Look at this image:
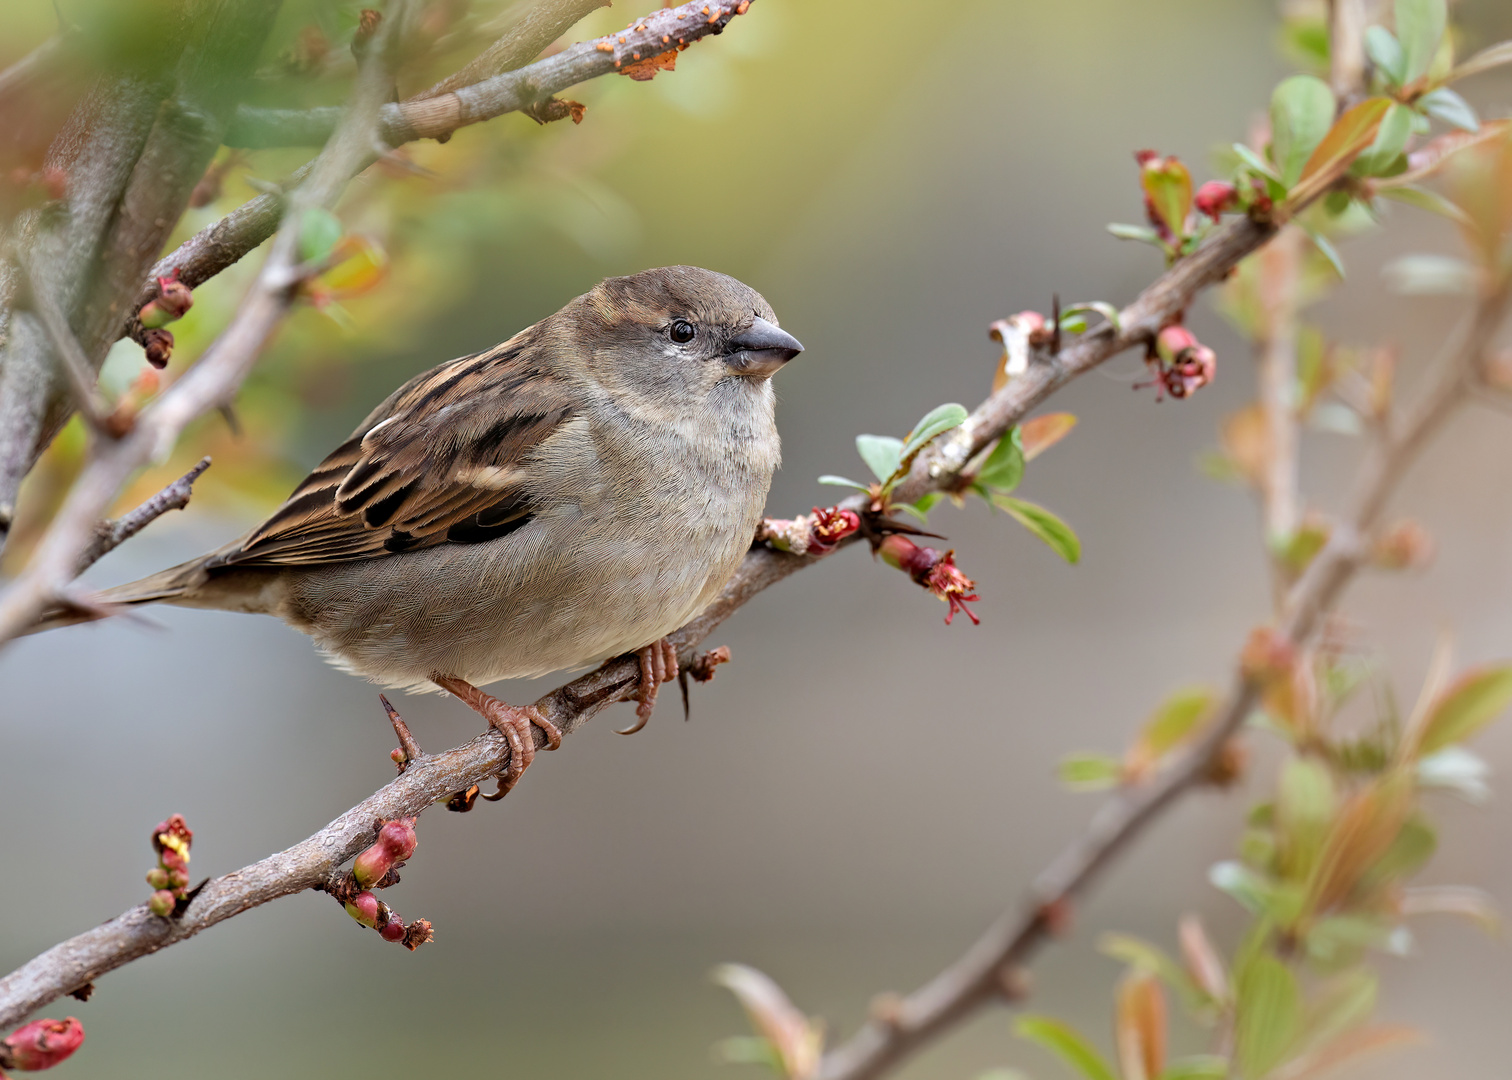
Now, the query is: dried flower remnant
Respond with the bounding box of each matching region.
[1140,324,1216,400]
[877,534,980,625]
[141,328,174,370]
[989,310,1047,390]
[758,506,860,556]
[0,1017,85,1072]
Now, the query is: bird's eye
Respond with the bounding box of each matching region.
[669,319,696,344]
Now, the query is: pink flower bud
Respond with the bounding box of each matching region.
[376,818,417,862]
[147,890,176,917]
[345,891,380,928]
[1155,324,1200,365]
[3,1017,84,1071]
[145,868,169,890]
[380,919,407,943]
[352,845,394,889]
[1194,181,1239,221]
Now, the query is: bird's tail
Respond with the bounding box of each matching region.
[26,557,214,635]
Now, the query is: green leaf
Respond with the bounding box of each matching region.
[1271,75,1338,186]
[1158,1058,1230,1080]
[1302,226,1346,279]
[1209,861,1273,914]
[855,434,904,484]
[1365,26,1407,85]
[895,492,944,524]
[818,474,871,490]
[1232,142,1282,182]
[1015,1016,1118,1080]
[1396,0,1447,82]
[1129,687,1215,769]
[1381,252,1475,293]
[1363,813,1437,885]
[1234,954,1302,1079]
[976,429,1025,492]
[1416,664,1512,756]
[714,1035,783,1069]
[1418,86,1479,132]
[1298,97,1393,187]
[1376,187,1472,227]
[1353,103,1414,176]
[993,495,1081,564]
[298,207,343,264]
[1276,757,1337,882]
[1099,933,1208,1012]
[1446,39,1512,84]
[1142,155,1194,239]
[901,403,969,462]
[1058,753,1122,791]
[1108,222,1164,244]
[1060,301,1121,334]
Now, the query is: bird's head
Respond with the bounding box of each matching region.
[565,265,802,407]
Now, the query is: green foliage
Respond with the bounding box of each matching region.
[1014,1016,1117,1080]
[1234,954,1301,1078]
[1412,664,1512,756]
[1270,75,1337,186]
[1395,0,1448,83]
[992,495,1081,564]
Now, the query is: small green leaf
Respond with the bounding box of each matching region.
[1271,75,1338,186]
[1376,187,1472,227]
[298,207,343,264]
[1416,664,1512,756]
[1276,758,1337,882]
[1396,0,1448,82]
[714,1035,783,1069]
[1014,1016,1118,1080]
[1141,155,1194,240]
[1099,933,1208,1012]
[855,434,904,484]
[1298,97,1393,187]
[1107,222,1164,245]
[895,492,945,524]
[1209,861,1272,914]
[818,474,871,490]
[901,403,969,462]
[1365,25,1407,85]
[1058,754,1122,791]
[1354,103,1414,176]
[1418,86,1479,132]
[993,495,1081,564]
[1232,142,1282,182]
[1234,954,1301,1079]
[1060,301,1121,334]
[1136,687,1215,761]
[1302,226,1346,279]
[1157,1058,1230,1080]
[976,429,1025,492]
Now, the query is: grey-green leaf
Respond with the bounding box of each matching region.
[1234,954,1302,1079]
[1107,222,1163,244]
[856,434,904,483]
[1418,86,1479,132]
[1270,75,1337,186]
[298,207,343,264]
[1232,142,1282,181]
[818,474,872,490]
[1354,102,1414,176]
[993,495,1081,564]
[901,403,969,462]
[1014,1016,1118,1080]
[976,429,1025,492]
[1365,25,1407,85]
[1377,186,1472,227]
[1396,0,1448,81]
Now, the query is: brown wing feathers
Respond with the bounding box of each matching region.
[210,334,573,569]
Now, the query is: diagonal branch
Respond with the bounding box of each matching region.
[0,207,1293,1028]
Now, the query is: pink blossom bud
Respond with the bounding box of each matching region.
[376,818,417,862]
[352,844,395,889]
[345,891,380,928]
[380,919,407,943]
[3,1017,84,1071]
[147,890,176,917]
[1155,324,1200,366]
[1194,181,1239,221]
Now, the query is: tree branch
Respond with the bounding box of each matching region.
[0,204,1298,1026]
[811,279,1512,1080]
[76,456,210,576]
[410,0,609,99]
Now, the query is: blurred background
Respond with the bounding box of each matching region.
[3,0,1512,1076]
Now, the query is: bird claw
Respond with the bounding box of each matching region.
[432,674,561,794]
[618,637,679,735]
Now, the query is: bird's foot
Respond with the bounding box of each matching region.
[618,637,679,735]
[432,674,561,795]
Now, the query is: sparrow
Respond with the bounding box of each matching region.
[48,266,802,791]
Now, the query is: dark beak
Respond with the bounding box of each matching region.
[724,316,803,379]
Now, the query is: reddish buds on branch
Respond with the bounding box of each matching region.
[352,817,417,888]
[1141,323,1216,400]
[0,1017,85,1072]
[759,506,860,556]
[877,534,981,625]
[1194,180,1240,222]
[137,270,193,330]
[145,814,194,918]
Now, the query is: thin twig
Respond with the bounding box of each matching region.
[76,457,210,575]
[410,0,607,99]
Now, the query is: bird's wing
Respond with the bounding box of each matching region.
[211,333,575,568]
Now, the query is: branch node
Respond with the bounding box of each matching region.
[380,694,422,773]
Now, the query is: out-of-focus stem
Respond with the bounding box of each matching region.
[1256,225,1305,609]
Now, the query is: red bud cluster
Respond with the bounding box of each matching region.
[1194,181,1239,222]
[1140,324,1216,400]
[145,814,193,918]
[352,817,417,888]
[0,1017,85,1073]
[877,534,981,625]
[137,270,193,330]
[332,818,432,949]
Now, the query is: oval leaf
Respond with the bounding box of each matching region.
[298,207,343,264]
[1015,1016,1118,1080]
[1297,97,1393,187]
[1396,0,1448,82]
[817,474,871,490]
[856,434,904,484]
[993,494,1081,564]
[902,403,969,462]
[1419,86,1479,133]
[1234,954,1301,1079]
[1416,664,1512,756]
[1354,103,1414,176]
[1059,753,1122,791]
[1020,412,1078,461]
[976,429,1025,491]
[1272,75,1339,186]
[1365,26,1407,85]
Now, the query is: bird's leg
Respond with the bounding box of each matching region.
[431,674,561,794]
[617,637,679,735]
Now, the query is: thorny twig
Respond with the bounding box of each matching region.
[76,457,210,576]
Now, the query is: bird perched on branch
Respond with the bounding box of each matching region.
[44,266,802,791]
